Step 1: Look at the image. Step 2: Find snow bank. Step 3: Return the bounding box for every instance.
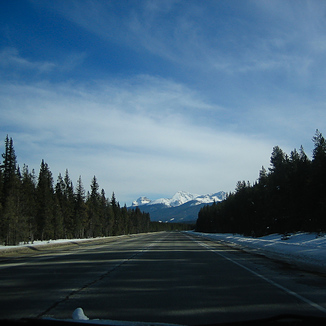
[0,237,105,251]
[0,236,117,256]
[189,231,326,274]
[0,238,94,249]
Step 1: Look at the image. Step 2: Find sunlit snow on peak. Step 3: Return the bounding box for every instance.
[132,191,226,208]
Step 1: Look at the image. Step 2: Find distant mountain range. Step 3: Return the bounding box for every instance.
[130,191,226,223]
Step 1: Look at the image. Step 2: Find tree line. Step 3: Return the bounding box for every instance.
[196,130,326,236]
[0,136,188,245]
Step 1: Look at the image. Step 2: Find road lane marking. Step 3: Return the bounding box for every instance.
[186,234,326,315]
[38,232,169,318]
[0,233,161,270]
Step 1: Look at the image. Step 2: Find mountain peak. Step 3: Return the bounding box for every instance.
[130,190,227,223]
[170,191,199,207]
[132,191,226,208]
[132,196,151,207]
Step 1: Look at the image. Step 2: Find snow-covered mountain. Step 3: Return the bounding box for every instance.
[131,191,226,223]
[133,191,199,208]
[132,196,151,206]
[132,190,226,208]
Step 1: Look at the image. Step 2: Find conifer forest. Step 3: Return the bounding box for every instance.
[0,135,188,245]
[196,130,326,236]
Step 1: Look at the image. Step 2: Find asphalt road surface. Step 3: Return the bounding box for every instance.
[1,232,326,325]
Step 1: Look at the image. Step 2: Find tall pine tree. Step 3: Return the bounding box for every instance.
[20,165,37,242]
[86,176,101,237]
[1,135,17,201]
[0,136,21,244]
[36,160,54,240]
[311,130,326,230]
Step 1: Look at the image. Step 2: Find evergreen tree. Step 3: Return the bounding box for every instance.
[111,192,121,235]
[99,188,114,236]
[287,147,311,231]
[54,173,65,239]
[258,166,268,185]
[105,202,115,236]
[0,136,188,244]
[1,135,17,202]
[0,136,21,244]
[54,170,75,238]
[36,160,54,240]
[2,194,19,245]
[86,176,101,237]
[74,176,87,238]
[312,130,326,163]
[196,132,326,235]
[268,146,291,233]
[63,169,75,237]
[311,130,326,230]
[53,192,64,239]
[120,204,129,235]
[20,165,37,242]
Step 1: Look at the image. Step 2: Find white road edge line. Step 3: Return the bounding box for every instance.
[187,234,326,315]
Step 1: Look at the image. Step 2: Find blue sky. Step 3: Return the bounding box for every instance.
[1,0,326,205]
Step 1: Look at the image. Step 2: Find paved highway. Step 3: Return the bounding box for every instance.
[1,232,326,324]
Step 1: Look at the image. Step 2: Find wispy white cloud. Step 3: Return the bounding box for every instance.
[0,47,56,73]
[0,74,274,204]
[38,0,326,86]
[0,47,87,77]
[27,0,326,102]
[2,1,326,204]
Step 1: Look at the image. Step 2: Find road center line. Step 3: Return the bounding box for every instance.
[187,234,326,315]
[37,232,168,318]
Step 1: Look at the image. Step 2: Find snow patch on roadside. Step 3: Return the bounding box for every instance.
[188,231,326,274]
[0,237,106,252]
